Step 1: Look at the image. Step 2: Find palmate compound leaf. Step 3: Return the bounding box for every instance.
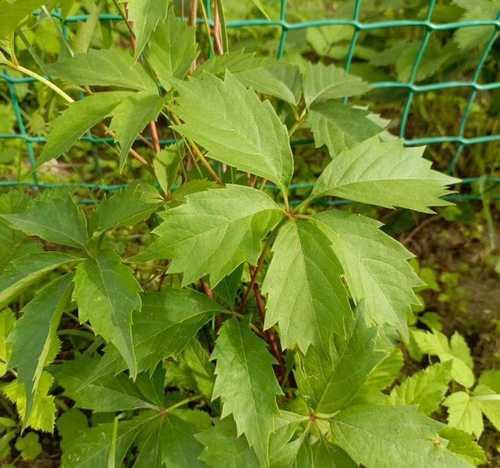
[48,48,156,92]
[89,182,163,235]
[37,91,132,167]
[146,12,198,90]
[73,249,142,378]
[444,392,484,438]
[0,251,82,308]
[127,0,169,58]
[312,137,460,213]
[63,288,221,388]
[172,72,294,192]
[262,219,353,353]
[212,319,282,465]
[308,100,387,157]
[0,192,88,249]
[295,306,387,413]
[135,185,284,287]
[109,92,166,169]
[331,404,475,468]
[303,62,372,108]
[312,210,423,336]
[8,274,73,422]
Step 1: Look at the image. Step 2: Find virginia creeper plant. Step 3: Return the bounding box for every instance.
[0,1,498,467]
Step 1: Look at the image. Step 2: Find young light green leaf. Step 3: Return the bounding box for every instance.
[303,62,371,107]
[308,101,386,157]
[362,347,404,394]
[172,72,294,191]
[109,92,165,169]
[389,362,452,415]
[332,405,474,468]
[128,0,169,58]
[313,210,423,336]
[15,432,42,462]
[295,309,386,413]
[8,274,72,421]
[48,48,156,91]
[135,185,283,287]
[38,92,130,166]
[212,319,282,464]
[0,251,81,308]
[444,392,484,438]
[73,249,142,378]
[312,138,460,213]
[51,356,157,412]
[413,330,475,388]
[0,0,45,39]
[1,372,56,432]
[90,182,162,235]
[146,12,198,89]
[263,219,353,353]
[473,384,500,432]
[1,193,88,249]
[0,308,15,377]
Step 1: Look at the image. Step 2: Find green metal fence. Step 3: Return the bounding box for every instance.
[0,0,499,202]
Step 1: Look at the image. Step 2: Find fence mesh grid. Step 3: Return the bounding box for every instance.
[0,0,499,202]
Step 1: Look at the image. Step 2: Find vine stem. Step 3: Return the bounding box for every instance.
[164,394,202,413]
[6,62,74,103]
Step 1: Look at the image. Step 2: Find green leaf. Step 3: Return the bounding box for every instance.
[15,432,42,462]
[263,219,353,352]
[389,362,452,415]
[1,193,88,249]
[128,0,169,58]
[146,12,198,89]
[312,138,460,213]
[153,143,184,195]
[0,0,45,39]
[0,251,81,308]
[38,92,130,166]
[109,92,165,169]
[309,101,386,157]
[136,185,283,287]
[235,60,302,105]
[295,308,386,412]
[439,427,487,466]
[453,1,499,51]
[51,356,157,412]
[2,372,56,432]
[212,319,282,464]
[313,210,423,336]
[160,413,205,467]
[303,62,371,107]
[74,287,221,386]
[444,392,484,438]
[0,308,15,377]
[8,274,72,420]
[196,419,260,468]
[172,72,294,191]
[479,369,500,392]
[332,405,474,468]
[48,48,156,91]
[73,249,142,378]
[90,183,162,235]
[413,330,475,388]
[296,439,357,468]
[61,413,153,468]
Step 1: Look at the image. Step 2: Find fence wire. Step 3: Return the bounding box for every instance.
[0,0,499,202]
